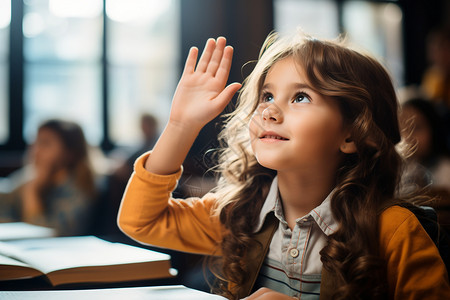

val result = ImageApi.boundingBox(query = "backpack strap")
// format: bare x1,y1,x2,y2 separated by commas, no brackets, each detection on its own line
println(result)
239,212,278,298
400,204,450,273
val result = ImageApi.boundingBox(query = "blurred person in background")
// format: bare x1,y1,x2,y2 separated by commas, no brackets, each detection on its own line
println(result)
399,98,450,194
422,27,450,106
0,119,97,236
112,113,159,183
399,98,450,235
421,26,450,151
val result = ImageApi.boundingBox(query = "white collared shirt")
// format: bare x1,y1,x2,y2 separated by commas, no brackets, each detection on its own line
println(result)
253,176,338,299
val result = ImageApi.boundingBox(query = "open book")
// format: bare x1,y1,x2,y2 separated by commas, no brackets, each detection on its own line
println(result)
0,236,174,287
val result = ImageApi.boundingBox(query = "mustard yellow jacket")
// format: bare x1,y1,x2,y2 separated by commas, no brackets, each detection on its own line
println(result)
118,153,450,299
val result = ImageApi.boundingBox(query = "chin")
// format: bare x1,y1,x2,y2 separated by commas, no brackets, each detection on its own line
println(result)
255,155,281,171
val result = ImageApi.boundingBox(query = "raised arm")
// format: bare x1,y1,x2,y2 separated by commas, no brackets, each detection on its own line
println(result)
117,38,240,252
146,37,241,175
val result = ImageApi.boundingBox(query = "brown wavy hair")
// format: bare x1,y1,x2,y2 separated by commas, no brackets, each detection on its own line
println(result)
211,31,405,299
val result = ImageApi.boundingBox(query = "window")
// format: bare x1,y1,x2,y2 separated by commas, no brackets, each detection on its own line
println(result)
23,0,103,144
106,0,180,146
274,0,339,39
342,1,404,87
16,0,180,147
0,0,10,144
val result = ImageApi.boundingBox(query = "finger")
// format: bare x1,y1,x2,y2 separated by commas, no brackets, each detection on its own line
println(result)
215,45,234,82
213,82,242,111
196,38,216,73
182,47,199,75
206,36,226,76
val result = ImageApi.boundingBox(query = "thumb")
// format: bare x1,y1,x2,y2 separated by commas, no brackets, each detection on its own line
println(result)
214,82,242,110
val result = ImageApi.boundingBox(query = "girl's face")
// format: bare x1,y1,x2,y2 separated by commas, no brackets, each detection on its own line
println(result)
31,128,67,170
249,57,348,174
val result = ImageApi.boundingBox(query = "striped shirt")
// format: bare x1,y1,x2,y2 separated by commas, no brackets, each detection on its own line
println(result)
253,176,338,299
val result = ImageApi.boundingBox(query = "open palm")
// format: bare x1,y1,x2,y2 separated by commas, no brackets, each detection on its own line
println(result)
169,37,241,131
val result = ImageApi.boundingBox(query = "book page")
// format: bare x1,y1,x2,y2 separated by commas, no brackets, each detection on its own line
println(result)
0,254,30,268
0,285,227,300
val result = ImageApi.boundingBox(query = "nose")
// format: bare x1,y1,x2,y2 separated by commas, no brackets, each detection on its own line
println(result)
262,104,282,123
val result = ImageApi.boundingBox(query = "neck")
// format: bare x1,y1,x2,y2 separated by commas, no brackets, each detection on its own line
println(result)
277,170,336,229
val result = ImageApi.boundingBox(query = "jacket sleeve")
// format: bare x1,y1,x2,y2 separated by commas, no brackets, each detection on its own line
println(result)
117,152,224,255
379,206,450,299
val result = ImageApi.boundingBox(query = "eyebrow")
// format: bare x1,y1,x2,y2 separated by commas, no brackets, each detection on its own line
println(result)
261,82,314,91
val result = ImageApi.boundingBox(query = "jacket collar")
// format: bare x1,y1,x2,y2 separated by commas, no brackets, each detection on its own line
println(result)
254,176,338,236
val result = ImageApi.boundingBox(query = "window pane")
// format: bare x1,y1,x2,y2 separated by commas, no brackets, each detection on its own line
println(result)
24,64,102,143
274,0,339,39
343,1,404,87
0,0,10,144
106,0,180,146
23,0,103,145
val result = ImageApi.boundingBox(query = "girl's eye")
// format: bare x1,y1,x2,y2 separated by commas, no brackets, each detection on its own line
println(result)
261,92,274,103
293,93,311,103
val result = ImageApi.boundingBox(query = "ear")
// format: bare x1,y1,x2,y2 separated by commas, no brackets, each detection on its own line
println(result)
340,136,357,154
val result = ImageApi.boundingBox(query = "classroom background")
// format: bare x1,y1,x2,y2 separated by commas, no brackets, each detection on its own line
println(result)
0,0,449,291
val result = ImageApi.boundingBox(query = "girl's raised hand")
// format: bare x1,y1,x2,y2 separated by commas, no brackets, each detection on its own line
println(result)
145,37,240,175
169,37,241,132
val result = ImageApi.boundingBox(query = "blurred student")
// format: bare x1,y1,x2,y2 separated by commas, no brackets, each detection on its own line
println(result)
400,98,450,193
422,27,450,106
421,27,450,151
113,113,159,182
0,119,97,236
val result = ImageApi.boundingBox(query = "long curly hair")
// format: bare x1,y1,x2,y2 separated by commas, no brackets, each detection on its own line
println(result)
209,31,406,299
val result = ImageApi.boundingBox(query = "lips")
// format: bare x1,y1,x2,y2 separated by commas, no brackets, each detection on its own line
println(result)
259,131,289,140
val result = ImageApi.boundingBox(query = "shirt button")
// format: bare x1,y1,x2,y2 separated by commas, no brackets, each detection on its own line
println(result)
289,248,299,258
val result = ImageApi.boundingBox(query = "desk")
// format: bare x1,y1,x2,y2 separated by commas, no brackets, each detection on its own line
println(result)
0,285,226,300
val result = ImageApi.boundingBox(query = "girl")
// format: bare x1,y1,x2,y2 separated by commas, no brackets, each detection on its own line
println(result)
117,33,450,299
0,119,97,236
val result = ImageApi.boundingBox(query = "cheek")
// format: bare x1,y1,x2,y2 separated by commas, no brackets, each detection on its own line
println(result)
39,146,66,166
248,114,261,145
291,117,343,150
